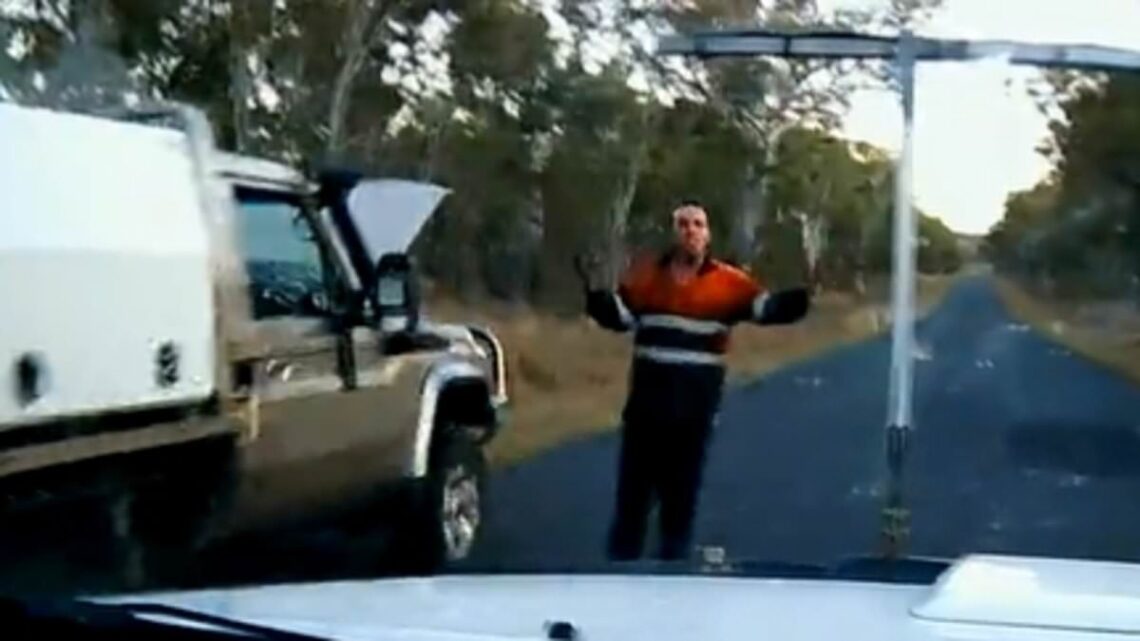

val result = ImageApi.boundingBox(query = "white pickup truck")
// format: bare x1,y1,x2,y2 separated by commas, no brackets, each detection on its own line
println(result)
0,101,508,584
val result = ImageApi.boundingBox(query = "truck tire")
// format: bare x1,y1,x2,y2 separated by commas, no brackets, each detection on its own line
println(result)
407,427,486,570
125,477,230,587
108,440,237,590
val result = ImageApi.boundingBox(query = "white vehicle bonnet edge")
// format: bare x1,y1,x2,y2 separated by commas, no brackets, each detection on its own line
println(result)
94,554,1140,641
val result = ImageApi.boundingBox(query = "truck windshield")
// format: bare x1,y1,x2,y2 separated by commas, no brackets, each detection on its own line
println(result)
234,188,326,319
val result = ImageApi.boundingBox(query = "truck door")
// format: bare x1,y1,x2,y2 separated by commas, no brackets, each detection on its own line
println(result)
224,187,416,531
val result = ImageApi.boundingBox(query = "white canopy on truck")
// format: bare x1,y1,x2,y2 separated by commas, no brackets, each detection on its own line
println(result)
0,103,216,427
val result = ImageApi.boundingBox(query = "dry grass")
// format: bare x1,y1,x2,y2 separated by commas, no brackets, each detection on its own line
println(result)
428,275,956,466
994,278,1140,386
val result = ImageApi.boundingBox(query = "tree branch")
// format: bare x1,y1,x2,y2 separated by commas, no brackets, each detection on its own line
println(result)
34,0,74,41
326,0,398,155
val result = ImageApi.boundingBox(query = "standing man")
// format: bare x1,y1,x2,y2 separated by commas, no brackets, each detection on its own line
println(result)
578,200,810,561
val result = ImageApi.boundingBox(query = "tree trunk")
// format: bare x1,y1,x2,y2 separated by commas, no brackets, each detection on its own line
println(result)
326,0,387,156
735,123,791,268
798,211,827,291
605,112,656,280
522,184,545,301
229,48,249,152
228,1,269,153
733,162,763,267
605,145,644,282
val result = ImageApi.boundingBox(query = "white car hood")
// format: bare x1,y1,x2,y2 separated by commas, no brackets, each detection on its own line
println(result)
98,555,1140,641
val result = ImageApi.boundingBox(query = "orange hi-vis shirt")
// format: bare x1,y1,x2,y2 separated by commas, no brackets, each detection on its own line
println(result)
607,251,769,367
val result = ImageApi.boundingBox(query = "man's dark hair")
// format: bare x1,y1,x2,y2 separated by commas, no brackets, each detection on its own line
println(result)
678,198,704,209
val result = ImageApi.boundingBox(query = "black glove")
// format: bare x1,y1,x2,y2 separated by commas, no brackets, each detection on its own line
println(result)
758,287,810,325
573,252,607,292
575,253,634,332
586,290,631,331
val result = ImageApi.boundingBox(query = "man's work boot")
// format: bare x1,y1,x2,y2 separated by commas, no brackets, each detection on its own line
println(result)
606,519,646,561
656,532,692,562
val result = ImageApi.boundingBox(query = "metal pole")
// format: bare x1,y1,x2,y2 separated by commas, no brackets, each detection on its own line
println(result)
882,30,917,558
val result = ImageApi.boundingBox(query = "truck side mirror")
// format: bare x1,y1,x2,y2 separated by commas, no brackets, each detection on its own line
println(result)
372,252,420,334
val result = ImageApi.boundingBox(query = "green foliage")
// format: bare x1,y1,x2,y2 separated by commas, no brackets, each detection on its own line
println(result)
1,0,955,306
987,72,1140,298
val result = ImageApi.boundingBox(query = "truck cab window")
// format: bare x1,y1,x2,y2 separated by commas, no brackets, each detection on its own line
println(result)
234,188,328,319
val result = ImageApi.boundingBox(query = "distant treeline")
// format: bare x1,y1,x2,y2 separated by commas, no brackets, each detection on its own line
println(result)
985,72,1140,300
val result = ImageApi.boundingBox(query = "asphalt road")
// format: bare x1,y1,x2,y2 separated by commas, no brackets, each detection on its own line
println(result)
7,276,1140,596
463,277,1140,568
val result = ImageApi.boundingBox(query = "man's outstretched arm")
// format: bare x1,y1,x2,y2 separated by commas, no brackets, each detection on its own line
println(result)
575,253,636,333
586,289,636,332
726,268,810,326
750,287,811,325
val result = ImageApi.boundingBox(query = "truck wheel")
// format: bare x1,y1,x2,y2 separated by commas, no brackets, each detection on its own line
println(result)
106,491,147,591
102,494,207,591
108,441,236,589
125,480,227,587
410,428,486,569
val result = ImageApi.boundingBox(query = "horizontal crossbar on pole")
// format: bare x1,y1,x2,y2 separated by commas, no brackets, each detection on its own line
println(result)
657,29,1140,72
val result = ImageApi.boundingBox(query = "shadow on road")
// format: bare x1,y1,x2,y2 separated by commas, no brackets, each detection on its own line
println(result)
1006,423,1140,478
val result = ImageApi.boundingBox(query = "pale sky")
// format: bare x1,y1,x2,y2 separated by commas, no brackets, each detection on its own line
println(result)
833,0,1140,234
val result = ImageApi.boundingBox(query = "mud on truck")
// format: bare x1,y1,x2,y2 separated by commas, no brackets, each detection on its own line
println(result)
0,102,508,584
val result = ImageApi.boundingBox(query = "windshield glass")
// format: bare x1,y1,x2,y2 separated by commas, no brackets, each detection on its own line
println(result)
2,0,1140,602
235,189,328,319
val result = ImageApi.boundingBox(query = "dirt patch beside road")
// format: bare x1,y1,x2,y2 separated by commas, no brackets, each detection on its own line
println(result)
994,277,1140,386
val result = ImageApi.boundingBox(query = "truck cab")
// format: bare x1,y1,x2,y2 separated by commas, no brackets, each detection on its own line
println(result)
0,102,507,583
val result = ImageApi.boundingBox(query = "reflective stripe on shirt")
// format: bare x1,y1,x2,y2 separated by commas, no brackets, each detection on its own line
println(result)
614,292,636,328
639,314,728,334
634,346,725,367
751,292,770,322
634,325,725,354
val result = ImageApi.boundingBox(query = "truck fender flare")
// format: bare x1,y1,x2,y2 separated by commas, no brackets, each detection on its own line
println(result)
411,360,487,478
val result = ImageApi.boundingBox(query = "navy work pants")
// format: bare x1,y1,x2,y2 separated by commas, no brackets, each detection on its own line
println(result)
606,413,714,560
606,361,723,561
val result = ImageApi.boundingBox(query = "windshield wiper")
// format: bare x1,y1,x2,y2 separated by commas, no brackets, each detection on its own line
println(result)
830,555,950,584
0,595,330,640
694,554,948,584
451,554,950,584
449,557,828,578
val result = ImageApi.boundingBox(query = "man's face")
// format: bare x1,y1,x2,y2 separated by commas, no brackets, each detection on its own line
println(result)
673,205,710,259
